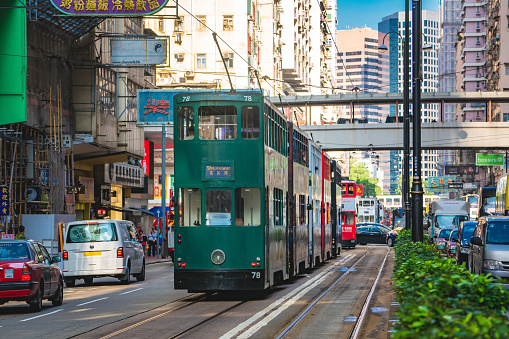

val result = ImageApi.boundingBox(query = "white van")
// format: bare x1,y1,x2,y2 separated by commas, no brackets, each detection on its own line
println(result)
62,220,145,287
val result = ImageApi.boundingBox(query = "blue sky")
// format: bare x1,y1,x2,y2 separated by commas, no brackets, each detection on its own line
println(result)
336,0,440,31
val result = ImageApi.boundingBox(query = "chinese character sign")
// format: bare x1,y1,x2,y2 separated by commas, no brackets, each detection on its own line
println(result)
205,165,232,179
137,90,174,125
0,186,8,216
355,184,364,197
50,0,169,16
428,176,456,188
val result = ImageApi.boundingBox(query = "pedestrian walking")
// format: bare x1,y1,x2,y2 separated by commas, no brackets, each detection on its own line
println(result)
147,229,156,256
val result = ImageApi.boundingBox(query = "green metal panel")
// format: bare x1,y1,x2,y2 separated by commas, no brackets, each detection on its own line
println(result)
173,93,266,270
0,0,26,125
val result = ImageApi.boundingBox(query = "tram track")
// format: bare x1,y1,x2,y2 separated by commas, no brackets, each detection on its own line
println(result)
272,246,390,339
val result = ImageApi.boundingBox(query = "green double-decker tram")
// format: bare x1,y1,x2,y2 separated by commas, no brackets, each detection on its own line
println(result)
173,91,291,292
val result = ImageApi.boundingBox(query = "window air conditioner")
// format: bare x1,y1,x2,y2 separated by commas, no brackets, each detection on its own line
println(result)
185,71,195,78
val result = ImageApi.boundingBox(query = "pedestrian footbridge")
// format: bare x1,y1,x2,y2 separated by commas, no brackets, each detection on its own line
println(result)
299,122,509,151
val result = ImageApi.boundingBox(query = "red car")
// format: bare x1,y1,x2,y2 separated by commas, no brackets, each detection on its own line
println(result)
0,239,63,312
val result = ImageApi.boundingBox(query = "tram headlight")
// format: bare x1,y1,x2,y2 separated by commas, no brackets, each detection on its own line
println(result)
211,249,226,265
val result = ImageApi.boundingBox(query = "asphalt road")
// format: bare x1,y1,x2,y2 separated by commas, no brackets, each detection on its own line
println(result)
0,246,393,339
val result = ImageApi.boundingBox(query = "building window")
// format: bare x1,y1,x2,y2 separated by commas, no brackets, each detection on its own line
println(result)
223,15,233,30
196,53,206,68
158,19,164,32
174,53,184,69
174,17,184,32
196,15,206,30
223,52,234,68
98,68,116,116
503,113,509,122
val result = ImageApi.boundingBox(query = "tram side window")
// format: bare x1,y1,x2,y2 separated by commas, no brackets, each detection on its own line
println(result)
299,195,306,224
205,189,232,226
347,185,354,196
234,188,261,226
314,200,320,226
177,106,195,140
241,106,260,139
344,211,355,225
179,188,202,226
199,106,237,140
273,188,283,226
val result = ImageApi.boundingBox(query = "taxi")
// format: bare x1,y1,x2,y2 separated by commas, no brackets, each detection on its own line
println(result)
0,239,63,312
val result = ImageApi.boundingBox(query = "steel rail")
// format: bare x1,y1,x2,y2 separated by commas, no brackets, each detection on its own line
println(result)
275,247,374,339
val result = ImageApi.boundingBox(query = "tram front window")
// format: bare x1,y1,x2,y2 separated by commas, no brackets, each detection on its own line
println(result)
179,188,202,226
241,106,260,139
199,106,237,140
177,106,195,140
205,189,232,226
234,188,261,226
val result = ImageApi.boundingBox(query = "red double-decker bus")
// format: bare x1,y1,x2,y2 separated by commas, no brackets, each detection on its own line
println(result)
341,180,356,248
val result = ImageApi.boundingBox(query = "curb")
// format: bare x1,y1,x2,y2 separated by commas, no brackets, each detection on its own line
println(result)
146,259,173,265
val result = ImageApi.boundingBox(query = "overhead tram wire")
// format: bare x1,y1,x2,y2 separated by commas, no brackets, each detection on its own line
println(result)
172,0,301,118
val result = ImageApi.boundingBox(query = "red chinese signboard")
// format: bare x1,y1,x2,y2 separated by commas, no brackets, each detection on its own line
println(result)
356,184,364,197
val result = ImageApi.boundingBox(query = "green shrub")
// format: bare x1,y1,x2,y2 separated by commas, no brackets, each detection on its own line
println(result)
392,229,509,338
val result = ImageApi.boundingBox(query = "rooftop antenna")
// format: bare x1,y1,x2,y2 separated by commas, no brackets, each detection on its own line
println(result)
212,32,235,93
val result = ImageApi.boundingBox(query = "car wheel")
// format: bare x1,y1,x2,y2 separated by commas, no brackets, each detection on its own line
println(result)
120,264,130,285
135,262,146,282
29,283,43,312
84,277,93,285
387,237,394,247
52,281,64,307
65,278,75,288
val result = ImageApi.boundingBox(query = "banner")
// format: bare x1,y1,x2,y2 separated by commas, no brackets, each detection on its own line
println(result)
445,165,479,175
476,153,504,166
428,176,455,188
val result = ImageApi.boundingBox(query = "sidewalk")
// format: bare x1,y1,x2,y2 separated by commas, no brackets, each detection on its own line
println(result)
145,255,173,265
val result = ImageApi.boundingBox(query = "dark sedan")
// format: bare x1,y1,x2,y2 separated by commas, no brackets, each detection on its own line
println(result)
0,239,63,312
356,224,390,245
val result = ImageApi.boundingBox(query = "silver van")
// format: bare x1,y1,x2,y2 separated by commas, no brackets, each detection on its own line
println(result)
63,220,145,287
470,216,509,279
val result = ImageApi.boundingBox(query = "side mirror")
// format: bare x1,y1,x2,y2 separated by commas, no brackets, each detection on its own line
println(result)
470,236,483,246
52,256,62,263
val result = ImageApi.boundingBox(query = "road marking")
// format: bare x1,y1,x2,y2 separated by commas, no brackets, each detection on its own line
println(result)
119,288,143,295
220,254,355,339
89,288,97,291
77,297,109,306
20,309,64,322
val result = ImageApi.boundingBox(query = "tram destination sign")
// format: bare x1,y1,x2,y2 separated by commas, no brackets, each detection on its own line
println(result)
205,165,232,179
50,0,169,16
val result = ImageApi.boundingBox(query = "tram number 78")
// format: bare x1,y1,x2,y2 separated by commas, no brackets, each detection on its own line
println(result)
251,271,261,279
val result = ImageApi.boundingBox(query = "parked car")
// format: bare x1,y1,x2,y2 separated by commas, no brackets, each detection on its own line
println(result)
386,226,404,247
436,228,454,253
63,220,145,287
445,229,458,258
0,239,63,312
455,221,477,268
356,224,390,245
470,216,509,279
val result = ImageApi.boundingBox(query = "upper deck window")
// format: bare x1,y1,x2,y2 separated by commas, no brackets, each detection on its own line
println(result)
199,106,237,140
177,106,195,140
241,106,260,139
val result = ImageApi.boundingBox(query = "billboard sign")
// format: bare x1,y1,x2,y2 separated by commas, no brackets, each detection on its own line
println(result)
428,176,455,188
111,38,167,66
445,165,479,175
448,182,464,189
137,90,173,126
49,0,169,16
356,184,364,197
0,186,8,216
476,153,504,166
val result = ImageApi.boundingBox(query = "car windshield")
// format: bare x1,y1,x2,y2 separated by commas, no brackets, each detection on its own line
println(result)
450,230,458,240
66,223,118,243
436,215,468,228
439,229,453,239
486,221,509,244
0,243,30,260
461,224,476,241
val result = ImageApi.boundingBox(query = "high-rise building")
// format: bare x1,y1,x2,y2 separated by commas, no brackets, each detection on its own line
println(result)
438,0,462,170
379,10,440,194
457,0,487,122
335,27,389,123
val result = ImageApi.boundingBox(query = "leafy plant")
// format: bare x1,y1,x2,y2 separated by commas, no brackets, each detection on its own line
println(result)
392,229,509,338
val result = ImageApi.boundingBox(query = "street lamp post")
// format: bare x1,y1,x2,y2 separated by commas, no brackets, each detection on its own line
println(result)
411,0,424,242
403,0,411,231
